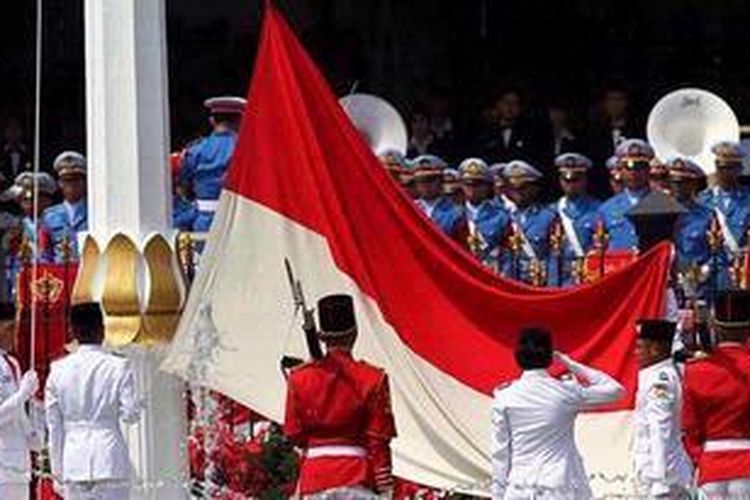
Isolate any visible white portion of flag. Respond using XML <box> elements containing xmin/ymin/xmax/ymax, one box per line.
<box><xmin>161</xmin><ymin>192</ymin><xmax>634</xmax><ymax>495</ymax></box>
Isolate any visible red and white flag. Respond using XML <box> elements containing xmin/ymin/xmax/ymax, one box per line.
<box><xmin>162</xmin><ymin>5</ymin><xmax>671</xmax><ymax>494</ymax></box>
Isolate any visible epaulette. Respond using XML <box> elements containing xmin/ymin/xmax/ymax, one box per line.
<box><xmin>357</xmin><ymin>358</ymin><xmax>386</xmax><ymax>375</ymax></box>
<box><xmin>649</xmin><ymin>382</ymin><xmax>672</xmax><ymax>400</ymax></box>
<box><xmin>494</xmin><ymin>381</ymin><xmax>514</xmax><ymax>392</ymax></box>
<box><xmin>48</xmin><ymin>350</ymin><xmax>69</xmax><ymax>364</ymax></box>
<box><xmin>289</xmin><ymin>360</ymin><xmax>314</xmax><ymax>373</ymax></box>
<box><xmin>687</xmin><ymin>351</ymin><xmax>711</xmax><ymax>363</ymax></box>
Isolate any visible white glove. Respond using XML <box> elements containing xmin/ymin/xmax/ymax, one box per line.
<box><xmin>17</xmin><ymin>370</ymin><xmax>39</xmax><ymax>401</ymax></box>
<box><xmin>650</xmin><ymin>481</ymin><xmax>671</xmax><ymax>497</ymax></box>
<box><xmin>553</xmin><ymin>351</ymin><xmax>574</xmax><ymax>367</ymax></box>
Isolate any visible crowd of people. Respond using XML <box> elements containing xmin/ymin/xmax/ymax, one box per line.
<box><xmin>381</xmin><ymin>136</ymin><xmax>750</xmax><ymax>294</ymax></box>
<box><xmin>0</xmin><ymin>86</ymin><xmax>749</xmax><ymax>499</ymax></box>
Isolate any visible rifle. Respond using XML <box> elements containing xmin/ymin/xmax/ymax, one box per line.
<box><xmin>281</xmin><ymin>258</ymin><xmax>323</xmax><ymax>371</ymax></box>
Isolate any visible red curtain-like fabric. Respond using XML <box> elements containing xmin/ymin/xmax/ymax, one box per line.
<box><xmin>225</xmin><ymin>5</ymin><xmax>670</xmax><ymax>407</ymax></box>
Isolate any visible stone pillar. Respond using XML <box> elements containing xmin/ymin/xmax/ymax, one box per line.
<box><xmin>83</xmin><ymin>0</ymin><xmax>188</xmax><ymax>498</ymax></box>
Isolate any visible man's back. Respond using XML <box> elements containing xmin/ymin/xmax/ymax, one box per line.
<box><xmin>285</xmin><ymin>350</ymin><xmax>396</xmax><ymax>496</ymax></box>
<box><xmin>494</xmin><ymin>371</ymin><xmax>588</xmax><ymax>497</ymax></box>
<box><xmin>45</xmin><ymin>345</ymin><xmax>140</xmax><ymax>482</ymax></box>
<box><xmin>683</xmin><ymin>344</ymin><xmax>750</xmax><ymax>484</ymax></box>
<box><xmin>491</xmin><ymin>353</ymin><xmax>624</xmax><ymax>500</ymax></box>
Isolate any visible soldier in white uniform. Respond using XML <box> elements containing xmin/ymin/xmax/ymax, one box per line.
<box><xmin>0</xmin><ymin>304</ymin><xmax>39</xmax><ymax>500</ymax></box>
<box><xmin>45</xmin><ymin>302</ymin><xmax>142</xmax><ymax>499</ymax></box>
<box><xmin>633</xmin><ymin>319</ymin><xmax>693</xmax><ymax>498</ymax></box>
<box><xmin>491</xmin><ymin>327</ymin><xmax>625</xmax><ymax>499</ymax></box>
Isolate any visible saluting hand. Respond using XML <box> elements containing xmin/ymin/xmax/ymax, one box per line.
<box><xmin>553</xmin><ymin>351</ymin><xmax>573</xmax><ymax>366</ymax></box>
<box><xmin>18</xmin><ymin>370</ymin><xmax>39</xmax><ymax>401</ymax></box>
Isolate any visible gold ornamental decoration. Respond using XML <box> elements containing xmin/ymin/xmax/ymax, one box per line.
<box><xmin>141</xmin><ymin>235</ymin><xmax>182</xmax><ymax>345</ymax></box>
<box><xmin>30</xmin><ymin>271</ymin><xmax>65</xmax><ymax>304</ymax></box>
<box><xmin>101</xmin><ymin>233</ymin><xmax>142</xmax><ymax>345</ymax></box>
<box><xmin>72</xmin><ymin>233</ymin><xmax>184</xmax><ymax>346</ymax></box>
<box><xmin>71</xmin><ymin>236</ymin><xmax>101</xmax><ymax>304</ymax></box>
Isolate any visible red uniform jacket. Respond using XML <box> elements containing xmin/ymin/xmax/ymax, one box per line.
<box><xmin>682</xmin><ymin>343</ymin><xmax>750</xmax><ymax>484</ymax></box>
<box><xmin>284</xmin><ymin>350</ymin><xmax>397</xmax><ymax>495</ymax></box>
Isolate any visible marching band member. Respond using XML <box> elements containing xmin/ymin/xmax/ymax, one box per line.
<box><xmin>696</xmin><ymin>141</ymin><xmax>750</xmax><ymax>290</ymax></box>
<box><xmin>633</xmin><ymin>319</ymin><xmax>693</xmax><ymax>497</ymax></box>
<box><xmin>45</xmin><ymin>303</ymin><xmax>142</xmax><ymax>499</ymax></box>
<box><xmin>442</xmin><ymin>168</ymin><xmax>464</xmax><ymax>206</ymax></box>
<box><xmin>666</xmin><ymin>158</ymin><xmax>712</xmax><ymax>278</ymax></box>
<box><xmin>284</xmin><ymin>294</ymin><xmax>396</xmax><ymax>499</ymax></box>
<box><xmin>8</xmin><ymin>172</ymin><xmax>57</xmax><ymax>266</ymax></box>
<box><xmin>550</xmin><ymin>153</ymin><xmax>600</xmax><ymax>286</ymax></box>
<box><xmin>606</xmin><ymin>155</ymin><xmax>624</xmax><ymax>195</ymax></box>
<box><xmin>501</xmin><ymin>161</ymin><xmax>556</xmax><ymax>284</ymax></box>
<box><xmin>179</xmin><ymin>96</ymin><xmax>246</xmax><ymax>232</ymax></box>
<box><xmin>491</xmin><ymin>328</ymin><xmax>624</xmax><ymax>499</ymax></box>
<box><xmin>649</xmin><ymin>158</ymin><xmax>670</xmax><ymax>193</ymax></box>
<box><xmin>490</xmin><ymin>163</ymin><xmax>516</xmax><ymax>213</ymax></box>
<box><xmin>0</xmin><ymin>303</ymin><xmax>39</xmax><ymax>500</ymax></box>
<box><xmin>413</xmin><ymin>155</ymin><xmax>466</xmax><ymax>240</ymax></box>
<box><xmin>459</xmin><ymin>158</ymin><xmax>510</xmax><ymax>270</ymax></box>
<box><xmin>43</xmin><ymin>151</ymin><xmax>88</xmax><ymax>262</ymax></box>
<box><xmin>682</xmin><ymin>290</ymin><xmax>750</xmax><ymax>498</ymax></box>
<box><xmin>170</xmin><ymin>150</ymin><xmax>197</xmax><ymax>231</ymax></box>
<box><xmin>597</xmin><ymin>139</ymin><xmax>654</xmax><ymax>250</ymax></box>
<box><xmin>378</xmin><ymin>149</ymin><xmax>408</xmax><ymax>184</ymax></box>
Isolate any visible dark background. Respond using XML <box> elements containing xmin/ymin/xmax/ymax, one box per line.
<box><xmin>2</xmin><ymin>0</ymin><xmax>750</xmax><ymax>168</ymax></box>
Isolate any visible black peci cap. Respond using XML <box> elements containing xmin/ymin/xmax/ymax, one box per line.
<box><xmin>70</xmin><ymin>302</ymin><xmax>104</xmax><ymax>329</ymax></box>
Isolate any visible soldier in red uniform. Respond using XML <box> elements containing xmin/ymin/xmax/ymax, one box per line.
<box><xmin>284</xmin><ymin>294</ymin><xmax>396</xmax><ymax>499</ymax></box>
<box><xmin>682</xmin><ymin>289</ymin><xmax>750</xmax><ymax>498</ymax></box>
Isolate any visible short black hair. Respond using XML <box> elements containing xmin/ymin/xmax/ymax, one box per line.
<box><xmin>70</xmin><ymin>302</ymin><xmax>104</xmax><ymax>344</ymax></box>
<box><xmin>210</xmin><ymin>112</ymin><xmax>241</xmax><ymax>126</ymax></box>
<box><xmin>515</xmin><ymin>327</ymin><xmax>553</xmax><ymax>370</ymax></box>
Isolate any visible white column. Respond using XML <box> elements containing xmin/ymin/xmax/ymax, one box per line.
<box><xmin>85</xmin><ymin>0</ymin><xmax>172</xmax><ymax>243</ymax></box>
<box><xmin>84</xmin><ymin>0</ymin><xmax>187</xmax><ymax>498</ymax></box>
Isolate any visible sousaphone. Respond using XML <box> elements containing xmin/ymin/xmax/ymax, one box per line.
<box><xmin>339</xmin><ymin>93</ymin><xmax>408</xmax><ymax>156</ymax></box>
<box><xmin>647</xmin><ymin>88</ymin><xmax>740</xmax><ymax>176</ymax></box>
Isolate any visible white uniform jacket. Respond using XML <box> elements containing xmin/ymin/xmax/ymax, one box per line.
<box><xmin>44</xmin><ymin>345</ymin><xmax>141</xmax><ymax>483</ymax></box>
<box><xmin>491</xmin><ymin>357</ymin><xmax>625</xmax><ymax>500</ymax></box>
<box><xmin>0</xmin><ymin>352</ymin><xmax>34</xmax><ymax>484</ymax></box>
<box><xmin>633</xmin><ymin>358</ymin><xmax>693</xmax><ymax>495</ymax></box>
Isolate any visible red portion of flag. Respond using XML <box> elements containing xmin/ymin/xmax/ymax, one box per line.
<box><xmin>226</xmin><ymin>6</ymin><xmax>671</xmax><ymax>406</ymax></box>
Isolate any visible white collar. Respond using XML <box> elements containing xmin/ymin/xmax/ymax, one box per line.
<box><xmin>77</xmin><ymin>344</ymin><xmax>104</xmax><ymax>352</ymax></box>
<box><xmin>520</xmin><ymin>369</ymin><xmax>551</xmax><ymax>379</ymax></box>
<box><xmin>639</xmin><ymin>357</ymin><xmax>673</xmax><ymax>377</ymax></box>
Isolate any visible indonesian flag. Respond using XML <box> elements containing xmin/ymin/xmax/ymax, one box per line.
<box><xmin>162</xmin><ymin>5</ymin><xmax>671</xmax><ymax>495</ymax></box>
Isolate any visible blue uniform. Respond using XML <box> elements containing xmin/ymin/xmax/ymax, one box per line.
<box><xmin>415</xmin><ymin>197</ymin><xmax>465</xmax><ymax>238</ymax></box>
<box><xmin>179</xmin><ymin>130</ymin><xmax>237</xmax><ymax>231</ymax></box>
<box><xmin>697</xmin><ymin>186</ymin><xmax>750</xmax><ymax>290</ymax></box>
<box><xmin>548</xmin><ymin>195</ymin><xmax>600</xmax><ymax>286</ymax></box>
<box><xmin>465</xmin><ymin>200</ymin><xmax>510</xmax><ymax>270</ymax></box>
<box><xmin>501</xmin><ymin>204</ymin><xmax>557</xmax><ymax>283</ymax></box>
<box><xmin>173</xmin><ymin>195</ymin><xmax>197</xmax><ymax>231</ymax></box>
<box><xmin>597</xmin><ymin>188</ymin><xmax>649</xmax><ymax>250</ymax></box>
<box><xmin>674</xmin><ymin>200</ymin><xmax>712</xmax><ymax>270</ymax></box>
<box><xmin>42</xmin><ymin>200</ymin><xmax>88</xmax><ymax>263</ymax></box>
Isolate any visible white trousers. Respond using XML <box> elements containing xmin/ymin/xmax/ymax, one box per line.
<box><xmin>303</xmin><ymin>486</ymin><xmax>380</xmax><ymax>499</ymax></box>
<box><xmin>0</xmin><ymin>483</ymin><xmax>29</xmax><ymax>500</ymax></box>
<box><xmin>701</xmin><ymin>479</ymin><xmax>750</xmax><ymax>500</ymax></box>
<box><xmin>64</xmin><ymin>480</ymin><xmax>130</xmax><ymax>500</ymax></box>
